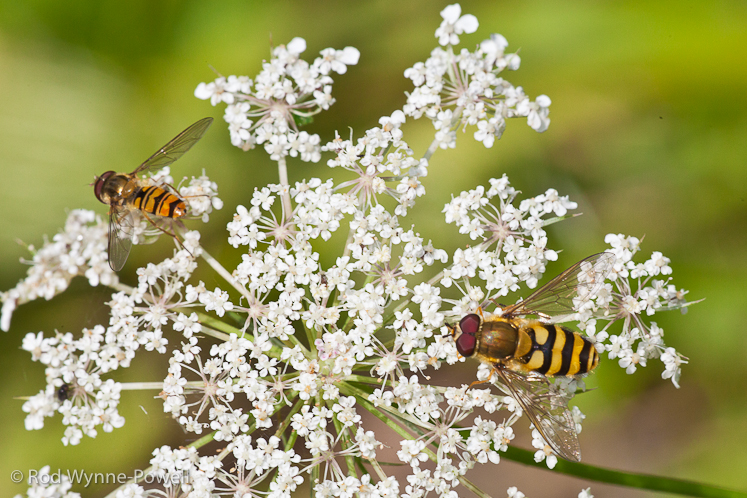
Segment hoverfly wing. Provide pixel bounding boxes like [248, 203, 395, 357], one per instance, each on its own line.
[494, 366, 581, 462]
[107, 208, 135, 271]
[131, 117, 213, 176]
[501, 252, 615, 322]
[141, 215, 185, 247]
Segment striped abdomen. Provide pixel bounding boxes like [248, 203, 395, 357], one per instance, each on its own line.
[516, 322, 598, 377]
[131, 185, 186, 219]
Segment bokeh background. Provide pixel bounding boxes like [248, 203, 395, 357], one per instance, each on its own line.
[1, 1, 746, 496]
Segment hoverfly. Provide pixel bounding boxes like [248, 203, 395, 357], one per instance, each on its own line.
[93, 117, 213, 271]
[451, 252, 615, 462]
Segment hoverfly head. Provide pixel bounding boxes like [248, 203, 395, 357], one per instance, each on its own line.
[93, 171, 116, 204]
[454, 313, 481, 357]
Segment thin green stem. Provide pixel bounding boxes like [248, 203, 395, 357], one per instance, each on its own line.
[501, 446, 747, 498]
[195, 311, 285, 359]
[199, 246, 252, 302]
[331, 414, 358, 479]
[200, 324, 232, 342]
[277, 156, 294, 218]
[117, 382, 164, 390]
[344, 374, 383, 386]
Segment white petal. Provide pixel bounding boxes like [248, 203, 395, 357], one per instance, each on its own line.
[340, 46, 360, 65]
[536, 94, 552, 107]
[440, 3, 462, 22]
[456, 14, 479, 34]
[287, 37, 307, 55]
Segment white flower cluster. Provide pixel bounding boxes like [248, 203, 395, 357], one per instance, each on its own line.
[179, 171, 224, 222]
[21, 327, 125, 446]
[195, 37, 360, 156]
[575, 234, 693, 386]
[18, 230, 208, 445]
[404, 4, 551, 150]
[441, 174, 575, 302]
[1, 210, 116, 332]
[322, 110, 428, 216]
[8, 4, 699, 498]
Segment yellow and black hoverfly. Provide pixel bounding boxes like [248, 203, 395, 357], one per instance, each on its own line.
[93, 117, 213, 271]
[451, 252, 614, 461]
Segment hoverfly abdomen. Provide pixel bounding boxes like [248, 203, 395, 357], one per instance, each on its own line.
[521, 323, 598, 377]
[132, 185, 186, 219]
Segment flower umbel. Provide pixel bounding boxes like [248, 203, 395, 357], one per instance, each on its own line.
[196, 37, 359, 157]
[6, 4, 699, 498]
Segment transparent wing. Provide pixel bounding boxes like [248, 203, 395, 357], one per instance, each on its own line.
[138, 214, 181, 246]
[108, 208, 135, 271]
[501, 252, 615, 321]
[131, 117, 213, 176]
[494, 366, 581, 462]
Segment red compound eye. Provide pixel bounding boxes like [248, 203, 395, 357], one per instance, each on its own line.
[94, 171, 115, 203]
[455, 313, 480, 357]
[459, 314, 480, 335]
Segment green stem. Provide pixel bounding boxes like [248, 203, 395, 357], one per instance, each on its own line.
[346, 380, 742, 498]
[344, 374, 384, 386]
[331, 413, 358, 479]
[195, 312, 285, 359]
[199, 246, 252, 302]
[501, 446, 747, 498]
[117, 382, 164, 390]
[277, 156, 294, 219]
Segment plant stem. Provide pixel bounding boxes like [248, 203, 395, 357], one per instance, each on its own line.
[502, 446, 747, 498]
[118, 382, 165, 390]
[277, 156, 294, 218]
[199, 246, 252, 302]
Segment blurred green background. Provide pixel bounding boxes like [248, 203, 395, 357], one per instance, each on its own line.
[1, 1, 746, 496]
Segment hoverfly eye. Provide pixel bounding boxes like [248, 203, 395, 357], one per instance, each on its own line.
[455, 329, 477, 357]
[459, 314, 481, 335]
[94, 171, 115, 203]
[455, 313, 481, 357]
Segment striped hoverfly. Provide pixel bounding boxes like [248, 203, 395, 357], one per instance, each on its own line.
[450, 252, 614, 461]
[93, 117, 213, 271]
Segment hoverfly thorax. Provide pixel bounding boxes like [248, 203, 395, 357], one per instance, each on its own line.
[94, 171, 133, 206]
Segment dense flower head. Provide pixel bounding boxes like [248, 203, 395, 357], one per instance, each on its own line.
[404, 11, 551, 150]
[573, 233, 696, 386]
[195, 37, 360, 156]
[7, 4, 699, 497]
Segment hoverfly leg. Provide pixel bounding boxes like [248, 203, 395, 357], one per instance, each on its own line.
[467, 378, 490, 390]
[489, 298, 508, 316]
[468, 364, 502, 390]
[141, 211, 190, 256]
